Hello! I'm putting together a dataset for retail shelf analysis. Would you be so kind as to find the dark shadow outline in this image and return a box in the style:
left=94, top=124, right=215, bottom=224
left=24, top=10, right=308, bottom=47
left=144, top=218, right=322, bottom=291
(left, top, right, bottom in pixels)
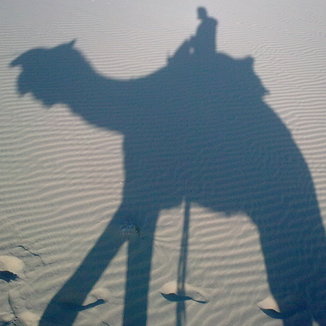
left=10, top=8, right=326, bottom=326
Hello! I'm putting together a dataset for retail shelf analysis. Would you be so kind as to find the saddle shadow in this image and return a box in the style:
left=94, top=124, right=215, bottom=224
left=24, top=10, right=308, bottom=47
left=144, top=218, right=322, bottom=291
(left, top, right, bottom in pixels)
left=10, top=8, right=326, bottom=326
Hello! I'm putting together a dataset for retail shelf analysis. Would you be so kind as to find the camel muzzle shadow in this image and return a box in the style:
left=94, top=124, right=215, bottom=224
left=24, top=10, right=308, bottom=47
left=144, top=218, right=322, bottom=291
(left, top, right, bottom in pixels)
left=10, top=9, right=326, bottom=326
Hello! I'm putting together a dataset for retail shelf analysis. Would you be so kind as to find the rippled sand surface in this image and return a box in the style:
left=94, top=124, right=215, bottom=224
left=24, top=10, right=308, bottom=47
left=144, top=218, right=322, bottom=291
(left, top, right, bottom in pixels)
left=1, top=1, right=325, bottom=325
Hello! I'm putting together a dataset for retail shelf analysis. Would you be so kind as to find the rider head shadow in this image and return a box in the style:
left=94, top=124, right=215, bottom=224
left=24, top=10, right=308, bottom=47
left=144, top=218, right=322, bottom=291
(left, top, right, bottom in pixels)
left=10, top=7, right=326, bottom=326
left=168, top=6, right=217, bottom=65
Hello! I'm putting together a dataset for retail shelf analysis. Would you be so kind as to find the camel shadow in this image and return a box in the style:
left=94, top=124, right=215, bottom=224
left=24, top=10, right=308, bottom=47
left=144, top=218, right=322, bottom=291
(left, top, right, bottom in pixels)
left=10, top=9, right=326, bottom=326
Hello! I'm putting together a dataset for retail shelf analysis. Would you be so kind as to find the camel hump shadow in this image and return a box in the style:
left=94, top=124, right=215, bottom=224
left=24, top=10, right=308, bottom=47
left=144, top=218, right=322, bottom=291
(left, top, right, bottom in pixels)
left=11, top=21, right=326, bottom=326
left=9, top=40, right=310, bottom=215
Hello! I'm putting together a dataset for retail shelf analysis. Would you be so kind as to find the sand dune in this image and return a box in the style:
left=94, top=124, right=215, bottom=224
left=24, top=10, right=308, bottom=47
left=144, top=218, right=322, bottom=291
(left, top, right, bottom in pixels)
left=1, top=1, right=326, bottom=325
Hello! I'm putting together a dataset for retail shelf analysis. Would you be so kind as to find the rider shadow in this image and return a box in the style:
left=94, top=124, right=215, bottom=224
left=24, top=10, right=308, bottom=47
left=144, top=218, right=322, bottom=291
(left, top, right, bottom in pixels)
left=10, top=8, right=326, bottom=326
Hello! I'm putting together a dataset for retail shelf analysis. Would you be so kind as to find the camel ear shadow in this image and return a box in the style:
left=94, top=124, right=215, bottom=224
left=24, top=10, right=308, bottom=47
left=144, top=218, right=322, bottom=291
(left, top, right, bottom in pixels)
left=67, top=39, right=77, bottom=48
left=10, top=55, right=23, bottom=67
left=55, top=39, right=77, bottom=52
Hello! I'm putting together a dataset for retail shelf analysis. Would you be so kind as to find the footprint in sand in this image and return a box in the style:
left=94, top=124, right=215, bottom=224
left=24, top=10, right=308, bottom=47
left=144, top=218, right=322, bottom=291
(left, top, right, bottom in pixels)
left=160, top=281, right=209, bottom=303
left=257, top=294, right=307, bottom=319
left=0, top=255, right=25, bottom=282
left=120, top=223, right=140, bottom=239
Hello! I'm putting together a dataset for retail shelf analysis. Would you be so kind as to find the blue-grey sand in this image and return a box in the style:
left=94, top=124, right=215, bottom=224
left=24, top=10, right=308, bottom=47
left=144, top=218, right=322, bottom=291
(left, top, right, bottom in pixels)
left=1, top=1, right=326, bottom=325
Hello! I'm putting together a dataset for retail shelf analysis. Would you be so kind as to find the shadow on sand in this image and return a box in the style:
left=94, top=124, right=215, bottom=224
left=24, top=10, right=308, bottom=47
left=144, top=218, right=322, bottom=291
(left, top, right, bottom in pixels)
left=11, top=8, right=326, bottom=326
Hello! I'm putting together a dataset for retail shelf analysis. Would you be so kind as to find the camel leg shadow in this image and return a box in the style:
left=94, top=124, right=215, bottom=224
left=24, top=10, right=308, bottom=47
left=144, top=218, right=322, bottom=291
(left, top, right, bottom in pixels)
left=122, top=222, right=157, bottom=326
left=254, top=205, right=326, bottom=326
left=39, top=204, right=158, bottom=326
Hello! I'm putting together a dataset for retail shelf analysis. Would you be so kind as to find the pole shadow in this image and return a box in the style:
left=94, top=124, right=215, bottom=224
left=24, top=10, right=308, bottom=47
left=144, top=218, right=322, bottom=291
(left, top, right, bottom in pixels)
left=10, top=8, right=326, bottom=326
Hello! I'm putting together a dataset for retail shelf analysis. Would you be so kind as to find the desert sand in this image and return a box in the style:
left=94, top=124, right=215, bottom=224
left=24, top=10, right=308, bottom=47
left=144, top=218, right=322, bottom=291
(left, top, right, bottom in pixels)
left=1, top=1, right=326, bottom=325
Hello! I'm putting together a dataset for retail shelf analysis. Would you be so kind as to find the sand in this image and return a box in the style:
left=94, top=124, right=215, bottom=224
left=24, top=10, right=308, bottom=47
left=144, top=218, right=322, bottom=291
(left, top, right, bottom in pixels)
left=1, top=1, right=326, bottom=325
